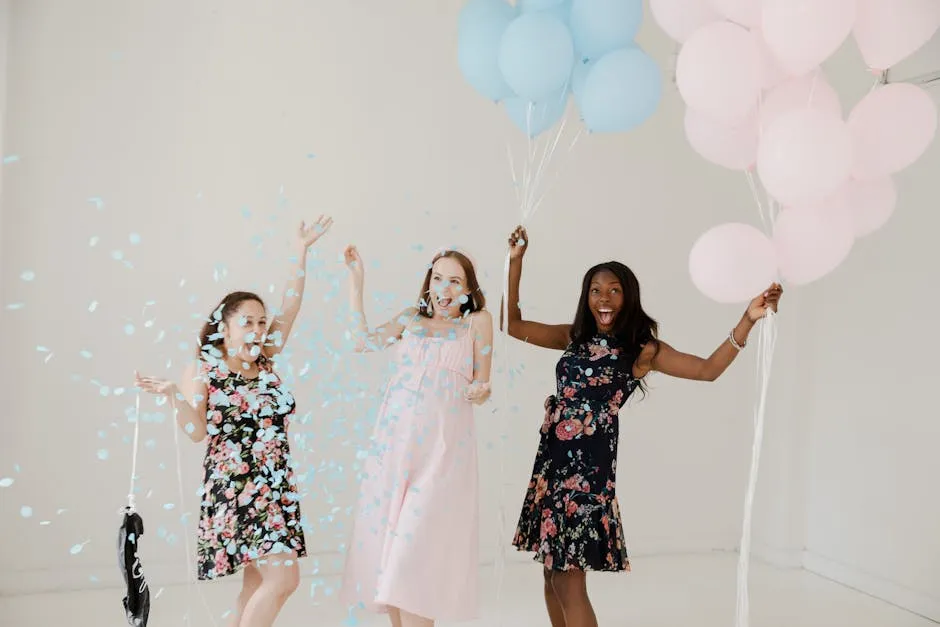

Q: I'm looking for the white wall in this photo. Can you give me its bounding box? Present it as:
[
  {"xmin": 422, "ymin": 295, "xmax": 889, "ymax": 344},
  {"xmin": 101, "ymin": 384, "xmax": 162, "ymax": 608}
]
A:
[{"xmin": 4, "ymin": 4, "xmax": 936, "ymax": 624}]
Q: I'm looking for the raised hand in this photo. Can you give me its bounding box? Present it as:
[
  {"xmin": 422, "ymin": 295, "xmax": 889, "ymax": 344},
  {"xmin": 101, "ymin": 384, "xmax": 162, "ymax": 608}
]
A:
[
  {"xmin": 344, "ymin": 245, "xmax": 364, "ymax": 284},
  {"xmin": 298, "ymin": 215, "xmax": 333, "ymax": 249},
  {"xmin": 508, "ymin": 225, "xmax": 528, "ymax": 261},
  {"xmin": 746, "ymin": 283, "xmax": 784, "ymax": 322},
  {"xmin": 134, "ymin": 371, "xmax": 176, "ymax": 397}
]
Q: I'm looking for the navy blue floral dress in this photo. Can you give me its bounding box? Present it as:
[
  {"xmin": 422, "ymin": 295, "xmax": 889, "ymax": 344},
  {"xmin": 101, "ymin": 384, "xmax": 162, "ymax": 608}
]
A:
[{"xmin": 512, "ymin": 334, "xmax": 640, "ymax": 572}]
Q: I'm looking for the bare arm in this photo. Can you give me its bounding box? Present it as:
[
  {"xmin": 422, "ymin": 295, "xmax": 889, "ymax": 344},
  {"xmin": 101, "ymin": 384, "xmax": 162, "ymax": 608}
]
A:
[
  {"xmin": 502, "ymin": 255, "xmax": 571, "ymax": 351},
  {"xmin": 265, "ymin": 216, "xmax": 332, "ymax": 357},
  {"xmin": 471, "ymin": 310, "xmax": 494, "ymax": 383},
  {"xmin": 633, "ymin": 284, "xmax": 783, "ymax": 381}
]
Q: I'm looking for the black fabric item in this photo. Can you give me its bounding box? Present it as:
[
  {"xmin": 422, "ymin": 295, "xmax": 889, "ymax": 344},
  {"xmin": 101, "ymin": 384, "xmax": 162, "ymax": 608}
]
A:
[{"xmin": 117, "ymin": 510, "xmax": 151, "ymax": 626}]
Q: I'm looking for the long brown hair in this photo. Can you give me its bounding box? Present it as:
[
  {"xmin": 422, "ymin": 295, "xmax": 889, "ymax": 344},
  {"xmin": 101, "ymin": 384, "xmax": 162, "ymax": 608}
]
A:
[
  {"xmin": 417, "ymin": 249, "xmax": 485, "ymax": 318},
  {"xmin": 197, "ymin": 291, "xmax": 266, "ymax": 359}
]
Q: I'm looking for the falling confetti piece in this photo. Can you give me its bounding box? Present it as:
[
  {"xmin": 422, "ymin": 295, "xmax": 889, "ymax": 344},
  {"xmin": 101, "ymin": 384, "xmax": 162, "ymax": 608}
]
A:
[
  {"xmin": 70, "ymin": 542, "xmax": 87, "ymax": 555},
  {"xmin": 80, "ymin": 350, "xmax": 92, "ymax": 359},
  {"xmin": 3, "ymin": 155, "xmax": 20, "ymax": 164},
  {"xmin": 6, "ymin": 303, "xmax": 24, "ymax": 310},
  {"xmin": 124, "ymin": 324, "xmax": 135, "ymax": 335},
  {"xmin": 0, "ymin": 477, "xmax": 13, "ymax": 488},
  {"xmin": 88, "ymin": 300, "xmax": 98, "ymax": 312},
  {"xmin": 97, "ymin": 449, "xmax": 109, "ymax": 460},
  {"xmin": 129, "ymin": 232, "xmax": 141, "ymax": 244},
  {"xmin": 20, "ymin": 271, "xmax": 35, "ymax": 281},
  {"xmin": 89, "ymin": 236, "xmax": 100, "ymax": 246},
  {"xmin": 111, "ymin": 250, "xmax": 124, "ymax": 261},
  {"xmin": 306, "ymin": 153, "xmax": 316, "ymax": 159},
  {"xmin": 20, "ymin": 506, "xmax": 33, "ymax": 518},
  {"xmin": 87, "ymin": 197, "xmax": 104, "ymax": 210}
]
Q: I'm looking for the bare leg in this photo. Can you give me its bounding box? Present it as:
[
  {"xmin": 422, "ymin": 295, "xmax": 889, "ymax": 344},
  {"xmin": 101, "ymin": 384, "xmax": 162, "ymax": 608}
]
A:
[
  {"xmin": 551, "ymin": 569, "xmax": 597, "ymax": 627},
  {"xmin": 228, "ymin": 564, "xmax": 261, "ymax": 627},
  {"xmin": 395, "ymin": 607, "xmax": 433, "ymax": 627},
  {"xmin": 239, "ymin": 552, "xmax": 301, "ymax": 627},
  {"xmin": 388, "ymin": 607, "xmax": 403, "ymax": 627},
  {"xmin": 542, "ymin": 568, "xmax": 567, "ymax": 627}
]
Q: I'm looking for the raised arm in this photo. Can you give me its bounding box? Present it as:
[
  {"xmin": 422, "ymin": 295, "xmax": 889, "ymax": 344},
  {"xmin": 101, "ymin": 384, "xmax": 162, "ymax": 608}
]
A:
[
  {"xmin": 633, "ymin": 283, "xmax": 783, "ymax": 381},
  {"xmin": 344, "ymin": 244, "xmax": 414, "ymax": 352},
  {"xmin": 264, "ymin": 216, "xmax": 333, "ymax": 358},
  {"xmin": 501, "ymin": 226, "xmax": 571, "ymax": 351},
  {"xmin": 134, "ymin": 361, "xmax": 208, "ymax": 443}
]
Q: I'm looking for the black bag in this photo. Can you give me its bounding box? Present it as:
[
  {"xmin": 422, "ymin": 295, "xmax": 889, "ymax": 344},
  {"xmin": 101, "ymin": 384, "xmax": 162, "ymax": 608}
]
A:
[{"xmin": 117, "ymin": 508, "xmax": 151, "ymax": 626}]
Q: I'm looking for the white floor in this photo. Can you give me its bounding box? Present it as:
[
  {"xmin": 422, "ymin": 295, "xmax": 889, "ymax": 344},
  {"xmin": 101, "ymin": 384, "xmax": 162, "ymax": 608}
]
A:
[{"xmin": 0, "ymin": 554, "xmax": 934, "ymax": 627}]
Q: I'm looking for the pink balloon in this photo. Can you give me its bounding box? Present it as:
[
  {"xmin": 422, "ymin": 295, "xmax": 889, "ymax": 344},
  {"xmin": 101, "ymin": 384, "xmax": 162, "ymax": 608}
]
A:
[
  {"xmin": 848, "ymin": 83, "xmax": 939, "ymax": 180},
  {"xmin": 761, "ymin": 0, "xmax": 856, "ymax": 76},
  {"xmin": 844, "ymin": 177, "xmax": 897, "ymax": 237},
  {"xmin": 689, "ymin": 223, "xmax": 778, "ymax": 303},
  {"xmin": 650, "ymin": 0, "xmax": 720, "ymax": 43},
  {"xmin": 707, "ymin": 0, "xmax": 761, "ymax": 28},
  {"xmin": 759, "ymin": 69, "xmax": 843, "ymax": 133},
  {"xmin": 757, "ymin": 108, "xmax": 854, "ymax": 206},
  {"xmin": 676, "ymin": 22, "xmax": 761, "ymax": 123},
  {"xmin": 684, "ymin": 107, "xmax": 759, "ymax": 170},
  {"xmin": 854, "ymin": 0, "xmax": 940, "ymax": 70},
  {"xmin": 751, "ymin": 29, "xmax": 789, "ymax": 90},
  {"xmin": 774, "ymin": 203, "xmax": 855, "ymax": 285}
]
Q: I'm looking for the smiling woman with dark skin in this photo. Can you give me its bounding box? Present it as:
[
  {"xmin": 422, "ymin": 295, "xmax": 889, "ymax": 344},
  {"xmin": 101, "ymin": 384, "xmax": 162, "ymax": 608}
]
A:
[{"xmin": 501, "ymin": 226, "xmax": 782, "ymax": 627}]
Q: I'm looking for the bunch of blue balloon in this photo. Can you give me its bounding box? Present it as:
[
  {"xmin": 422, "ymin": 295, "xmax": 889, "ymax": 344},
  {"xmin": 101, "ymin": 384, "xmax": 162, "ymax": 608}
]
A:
[{"xmin": 458, "ymin": 0, "xmax": 663, "ymax": 138}]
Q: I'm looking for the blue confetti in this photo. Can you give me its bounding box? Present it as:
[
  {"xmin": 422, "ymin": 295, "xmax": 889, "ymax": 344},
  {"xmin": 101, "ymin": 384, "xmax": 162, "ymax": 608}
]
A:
[
  {"xmin": 129, "ymin": 232, "xmax": 141, "ymax": 244},
  {"xmin": 3, "ymin": 155, "xmax": 20, "ymax": 164},
  {"xmin": 0, "ymin": 477, "xmax": 13, "ymax": 488},
  {"xmin": 70, "ymin": 542, "xmax": 87, "ymax": 555},
  {"xmin": 6, "ymin": 303, "xmax": 24, "ymax": 310},
  {"xmin": 20, "ymin": 506, "xmax": 33, "ymax": 518},
  {"xmin": 80, "ymin": 350, "xmax": 93, "ymax": 359},
  {"xmin": 89, "ymin": 236, "xmax": 100, "ymax": 247},
  {"xmin": 87, "ymin": 197, "xmax": 104, "ymax": 210},
  {"xmin": 88, "ymin": 300, "xmax": 98, "ymax": 312},
  {"xmin": 111, "ymin": 250, "xmax": 124, "ymax": 261},
  {"xmin": 97, "ymin": 449, "xmax": 109, "ymax": 460},
  {"xmin": 20, "ymin": 271, "xmax": 35, "ymax": 281},
  {"xmin": 124, "ymin": 324, "xmax": 135, "ymax": 335}
]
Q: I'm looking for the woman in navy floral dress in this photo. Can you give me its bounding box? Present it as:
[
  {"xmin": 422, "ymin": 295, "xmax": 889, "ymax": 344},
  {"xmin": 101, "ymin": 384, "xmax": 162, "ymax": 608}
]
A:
[
  {"xmin": 502, "ymin": 226, "xmax": 782, "ymax": 627},
  {"xmin": 135, "ymin": 216, "xmax": 332, "ymax": 627}
]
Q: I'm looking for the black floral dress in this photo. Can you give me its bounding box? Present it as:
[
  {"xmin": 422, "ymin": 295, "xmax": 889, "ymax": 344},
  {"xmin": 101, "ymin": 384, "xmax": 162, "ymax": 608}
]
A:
[
  {"xmin": 195, "ymin": 356, "xmax": 307, "ymax": 580},
  {"xmin": 512, "ymin": 334, "xmax": 640, "ymax": 572}
]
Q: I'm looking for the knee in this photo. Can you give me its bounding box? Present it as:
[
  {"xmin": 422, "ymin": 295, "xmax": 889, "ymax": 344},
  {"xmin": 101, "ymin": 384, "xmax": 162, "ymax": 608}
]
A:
[
  {"xmin": 271, "ymin": 563, "xmax": 300, "ymax": 599},
  {"xmin": 551, "ymin": 570, "xmax": 587, "ymax": 602}
]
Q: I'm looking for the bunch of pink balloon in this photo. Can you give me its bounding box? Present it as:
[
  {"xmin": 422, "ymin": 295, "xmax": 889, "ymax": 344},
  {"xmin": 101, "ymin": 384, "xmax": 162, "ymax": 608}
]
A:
[{"xmin": 651, "ymin": 0, "xmax": 940, "ymax": 303}]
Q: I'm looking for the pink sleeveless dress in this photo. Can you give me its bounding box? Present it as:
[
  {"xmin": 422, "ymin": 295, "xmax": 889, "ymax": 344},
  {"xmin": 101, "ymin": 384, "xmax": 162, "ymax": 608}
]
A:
[{"xmin": 340, "ymin": 325, "xmax": 480, "ymax": 622}]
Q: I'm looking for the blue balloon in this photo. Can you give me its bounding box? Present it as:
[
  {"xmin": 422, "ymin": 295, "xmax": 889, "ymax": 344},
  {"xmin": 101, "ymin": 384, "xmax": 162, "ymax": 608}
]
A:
[
  {"xmin": 457, "ymin": 0, "xmax": 518, "ymax": 102},
  {"xmin": 578, "ymin": 46, "xmax": 662, "ymax": 133},
  {"xmin": 569, "ymin": 57, "xmax": 596, "ymax": 112},
  {"xmin": 569, "ymin": 0, "xmax": 643, "ymax": 61},
  {"xmin": 518, "ymin": 0, "xmax": 572, "ymax": 24},
  {"xmin": 504, "ymin": 90, "xmax": 569, "ymax": 137},
  {"xmin": 498, "ymin": 13, "xmax": 575, "ymax": 101}
]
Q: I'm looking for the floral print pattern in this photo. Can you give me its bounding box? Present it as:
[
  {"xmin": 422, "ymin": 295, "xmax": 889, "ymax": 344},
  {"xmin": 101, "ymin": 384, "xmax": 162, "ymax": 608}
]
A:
[
  {"xmin": 195, "ymin": 356, "xmax": 307, "ymax": 580},
  {"xmin": 512, "ymin": 335, "xmax": 640, "ymax": 572}
]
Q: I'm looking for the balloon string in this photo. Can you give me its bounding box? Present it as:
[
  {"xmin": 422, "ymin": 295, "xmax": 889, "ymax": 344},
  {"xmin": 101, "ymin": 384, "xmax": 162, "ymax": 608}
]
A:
[
  {"xmin": 734, "ymin": 310, "xmax": 778, "ymax": 627},
  {"xmin": 126, "ymin": 393, "xmax": 142, "ymax": 512},
  {"xmin": 170, "ymin": 398, "xmax": 220, "ymax": 627}
]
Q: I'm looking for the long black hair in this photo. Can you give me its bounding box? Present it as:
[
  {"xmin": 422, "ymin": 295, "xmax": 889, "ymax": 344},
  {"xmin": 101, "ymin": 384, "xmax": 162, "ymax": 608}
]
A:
[{"xmin": 570, "ymin": 262, "xmax": 659, "ymax": 390}]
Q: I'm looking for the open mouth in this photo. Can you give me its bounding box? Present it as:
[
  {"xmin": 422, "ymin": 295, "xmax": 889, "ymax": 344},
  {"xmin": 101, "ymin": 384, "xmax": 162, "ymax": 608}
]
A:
[
  {"xmin": 597, "ymin": 308, "xmax": 615, "ymax": 327},
  {"xmin": 437, "ymin": 296, "xmax": 453, "ymax": 308}
]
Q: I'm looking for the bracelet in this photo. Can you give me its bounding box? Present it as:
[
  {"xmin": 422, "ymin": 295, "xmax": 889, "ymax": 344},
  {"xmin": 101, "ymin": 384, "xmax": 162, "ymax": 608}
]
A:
[{"xmin": 729, "ymin": 329, "xmax": 745, "ymax": 351}]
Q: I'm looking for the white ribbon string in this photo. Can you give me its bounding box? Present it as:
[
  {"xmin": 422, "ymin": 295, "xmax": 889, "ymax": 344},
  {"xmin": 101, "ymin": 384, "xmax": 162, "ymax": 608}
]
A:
[
  {"xmin": 170, "ymin": 398, "xmax": 220, "ymax": 627},
  {"xmin": 126, "ymin": 393, "xmax": 142, "ymax": 513},
  {"xmin": 734, "ymin": 309, "xmax": 778, "ymax": 627}
]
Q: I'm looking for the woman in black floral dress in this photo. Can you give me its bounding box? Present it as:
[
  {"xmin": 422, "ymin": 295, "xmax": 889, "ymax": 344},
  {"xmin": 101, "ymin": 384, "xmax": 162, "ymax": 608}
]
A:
[
  {"xmin": 502, "ymin": 226, "xmax": 782, "ymax": 627},
  {"xmin": 135, "ymin": 216, "xmax": 332, "ymax": 627}
]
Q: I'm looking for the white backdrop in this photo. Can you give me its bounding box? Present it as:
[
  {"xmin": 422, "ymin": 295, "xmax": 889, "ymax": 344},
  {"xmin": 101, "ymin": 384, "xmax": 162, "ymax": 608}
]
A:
[{"xmin": 0, "ymin": 0, "xmax": 937, "ymax": 621}]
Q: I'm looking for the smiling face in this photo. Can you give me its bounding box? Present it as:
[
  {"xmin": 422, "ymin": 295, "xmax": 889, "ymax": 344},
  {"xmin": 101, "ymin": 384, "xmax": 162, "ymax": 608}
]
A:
[
  {"xmin": 223, "ymin": 299, "xmax": 267, "ymax": 363},
  {"xmin": 588, "ymin": 269, "xmax": 624, "ymax": 333},
  {"xmin": 428, "ymin": 256, "xmax": 469, "ymax": 319}
]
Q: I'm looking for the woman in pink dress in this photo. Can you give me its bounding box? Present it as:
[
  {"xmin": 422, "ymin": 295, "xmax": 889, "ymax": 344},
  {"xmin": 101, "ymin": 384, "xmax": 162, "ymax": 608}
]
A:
[{"xmin": 339, "ymin": 245, "xmax": 494, "ymax": 627}]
